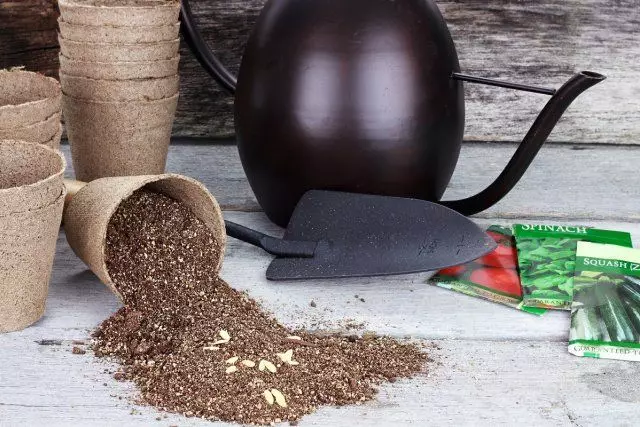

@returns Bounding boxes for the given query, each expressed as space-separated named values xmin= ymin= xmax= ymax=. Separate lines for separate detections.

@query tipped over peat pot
xmin=181 ymin=0 xmax=605 ymax=227
xmin=63 ymin=175 xmax=226 ymax=300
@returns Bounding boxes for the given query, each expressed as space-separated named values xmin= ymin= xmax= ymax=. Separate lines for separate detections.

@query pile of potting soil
xmin=94 ymin=189 xmax=428 ymax=425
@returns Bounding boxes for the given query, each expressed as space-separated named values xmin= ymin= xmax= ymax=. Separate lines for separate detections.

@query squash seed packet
xmin=513 ymin=225 xmax=632 ymax=311
xmin=430 ymin=225 xmax=546 ymax=316
xmin=569 ymin=242 xmax=640 ymax=361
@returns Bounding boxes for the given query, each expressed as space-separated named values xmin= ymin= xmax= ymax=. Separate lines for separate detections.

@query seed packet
xmin=569 ymin=242 xmax=640 ymax=361
xmin=431 ymin=225 xmax=546 ymax=315
xmin=513 ymin=225 xmax=632 ymax=310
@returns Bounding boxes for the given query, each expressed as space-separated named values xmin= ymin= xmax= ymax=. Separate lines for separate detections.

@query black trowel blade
xmin=266 ymin=191 xmax=496 ymax=281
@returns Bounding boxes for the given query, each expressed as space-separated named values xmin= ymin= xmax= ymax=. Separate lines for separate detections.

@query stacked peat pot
xmin=57 ymin=0 xmax=181 ymax=181
xmin=0 ymin=141 xmax=66 ymax=333
xmin=0 ymin=70 xmax=63 ymax=149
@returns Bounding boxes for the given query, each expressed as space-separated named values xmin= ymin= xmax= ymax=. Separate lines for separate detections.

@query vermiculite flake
xmin=94 ymin=189 xmax=428 ymax=425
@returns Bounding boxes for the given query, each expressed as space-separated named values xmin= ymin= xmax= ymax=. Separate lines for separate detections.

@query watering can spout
xmin=442 ymin=71 xmax=606 ymax=216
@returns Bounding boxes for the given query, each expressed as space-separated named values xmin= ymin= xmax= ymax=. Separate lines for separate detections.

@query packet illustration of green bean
xmin=569 ymin=242 xmax=640 ymax=361
xmin=513 ymin=225 xmax=632 ymax=310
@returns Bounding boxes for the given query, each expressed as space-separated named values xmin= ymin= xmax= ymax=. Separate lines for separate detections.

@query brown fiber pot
xmin=0 ymin=141 xmax=66 ymax=333
xmin=43 ymin=125 xmax=63 ymax=150
xmin=0 ymin=112 xmax=61 ymax=144
xmin=63 ymin=174 xmax=226 ymax=300
xmin=0 ymin=70 xmax=61 ymax=128
xmin=67 ymin=122 xmax=174 ymax=181
xmin=58 ymin=19 xmax=180 ymax=43
xmin=59 ymin=55 xmax=180 ymax=80
xmin=60 ymin=73 xmax=179 ymax=101
xmin=0 ymin=140 xmax=66 ymax=213
xmin=62 ymin=93 xmax=178 ymax=180
xmin=62 ymin=93 xmax=178 ymax=131
xmin=59 ymin=36 xmax=179 ymax=62
xmin=58 ymin=0 xmax=180 ymax=27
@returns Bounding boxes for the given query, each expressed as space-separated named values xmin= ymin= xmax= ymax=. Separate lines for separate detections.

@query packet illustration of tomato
xmin=430 ymin=225 xmax=546 ymax=315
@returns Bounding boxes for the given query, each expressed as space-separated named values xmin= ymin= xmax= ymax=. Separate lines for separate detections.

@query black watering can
xmin=181 ymin=0 xmax=605 ymax=227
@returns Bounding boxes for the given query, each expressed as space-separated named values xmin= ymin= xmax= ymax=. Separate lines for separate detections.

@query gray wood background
xmin=175 ymin=0 xmax=640 ymax=143
xmin=2 ymin=143 xmax=640 ymax=425
xmin=1 ymin=0 xmax=639 ymax=143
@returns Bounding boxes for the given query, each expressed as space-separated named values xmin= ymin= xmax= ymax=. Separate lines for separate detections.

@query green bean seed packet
xmin=569 ymin=242 xmax=640 ymax=361
xmin=513 ymin=225 xmax=632 ymax=310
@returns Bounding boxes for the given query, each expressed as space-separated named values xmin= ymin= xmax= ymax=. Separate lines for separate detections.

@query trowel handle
xmin=224 ymin=221 xmax=317 ymax=258
xmin=64 ymin=179 xmax=87 ymax=206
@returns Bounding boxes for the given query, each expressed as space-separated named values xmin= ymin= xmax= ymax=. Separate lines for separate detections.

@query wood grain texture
xmin=1 ymin=143 xmax=639 ymax=425
xmin=0 ymin=218 xmax=639 ymax=426
xmin=3 ymin=336 xmax=640 ymax=427
xmin=0 ymin=0 xmax=60 ymax=77
xmin=2 ymin=0 xmax=639 ymax=143
xmin=174 ymin=0 xmax=640 ymax=143
xmin=59 ymin=142 xmax=640 ymax=221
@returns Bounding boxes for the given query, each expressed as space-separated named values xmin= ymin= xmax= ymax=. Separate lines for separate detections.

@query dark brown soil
xmin=95 ymin=189 xmax=428 ymax=425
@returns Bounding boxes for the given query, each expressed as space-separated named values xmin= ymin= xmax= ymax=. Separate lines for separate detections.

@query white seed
xmin=286 ymin=336 xmax=302 ymax=341
xmin=263 ymin=360 xmax=277 ymax=373
xmin=226 ymin=356 xmax=239 ymax=365
xmin=289 ymin=360 xmax=300 ymax=366
xmin=203 ymin=346 xmax=220 ymax=351
xmin=263 ymin=390 xmax=275 ymax=405
xmin=219 ymin=330 xmax=231 ymax=342
xmin=241 ymin=360 xmax=256 ymax=368
xmin=258 ymin=359 xmax=277 ymax=373
xmin=225 ymin=366 xmax=238 ymax=374
xmin=277 ymin=349 xmax=294 ymax=363
xmin=212 ymin=339 xmax=228 ymax=346
xmin=270 ymin=389 xmax=287 ymax=408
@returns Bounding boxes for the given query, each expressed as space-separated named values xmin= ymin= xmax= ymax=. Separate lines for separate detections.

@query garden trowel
xmin=226 ymin=190 xmax=496 ymax=280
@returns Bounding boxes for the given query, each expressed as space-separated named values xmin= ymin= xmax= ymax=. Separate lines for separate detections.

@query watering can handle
xmin=180 ymin=1 xmax=605 ymax=217
xmin=441 ymin=71 xmax=605 ymax=216
xmin=180 ymin=0 xmax=237 ymax=95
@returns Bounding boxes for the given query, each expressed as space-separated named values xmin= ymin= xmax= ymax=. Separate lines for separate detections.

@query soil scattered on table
xmin=72 ymin=346 xmax=86 ymax=355
xmin=93 ymin=189 xmax=428 ymax=425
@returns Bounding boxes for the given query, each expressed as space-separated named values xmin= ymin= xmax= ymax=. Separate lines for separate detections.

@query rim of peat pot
xmin=0 ymin=140 xmax=66 ymax=216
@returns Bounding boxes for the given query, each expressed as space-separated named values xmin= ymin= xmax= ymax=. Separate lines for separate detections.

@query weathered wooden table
xmin=1 ymin=141 xmax=639 ymax=426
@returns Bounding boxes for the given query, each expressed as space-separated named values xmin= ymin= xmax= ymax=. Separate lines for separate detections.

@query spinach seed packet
xmin=569 ymin=242 xmax=640 ymax=361
xmin=431 ymin=225 xmax=546 ymax=315
xmin=513 ymin=225 xmax=632 ymax=310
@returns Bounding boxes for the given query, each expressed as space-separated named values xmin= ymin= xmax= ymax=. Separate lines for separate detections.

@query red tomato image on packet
xmin=469 ymin=268 xmax=521 ymax=298
xmin=477 ymin=231 xmax=519 ymax=270
xmin=430 ymin=225 xmax=544 ymax=314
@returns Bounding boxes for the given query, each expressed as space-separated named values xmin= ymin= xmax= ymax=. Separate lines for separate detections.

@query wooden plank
xmin=10 ymin=216 xmax=640 ymax=341
xmin=2 ymin=0 xmax=639 ymax=143
xmin=173 ymin=0 xmax=640 ymax=143
xmin=3 ymin=220 xmax=640 ymax=423
xmin=0 ymin=0 xmax=59 ymax=32
xmin=0 ymin=0 xmax=60 ymax=77
xmin=442 ymin=0 xmax=640 ymax=145
xmin=219 ymin=214 xmax=640 ymax=342
xmin=0 ymin=143 xmax=638 ymax=425
xmin=60 ymin=142 xmax=640 ymax=221
xmin=2 ymin=329 xmax=640 ymax=425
